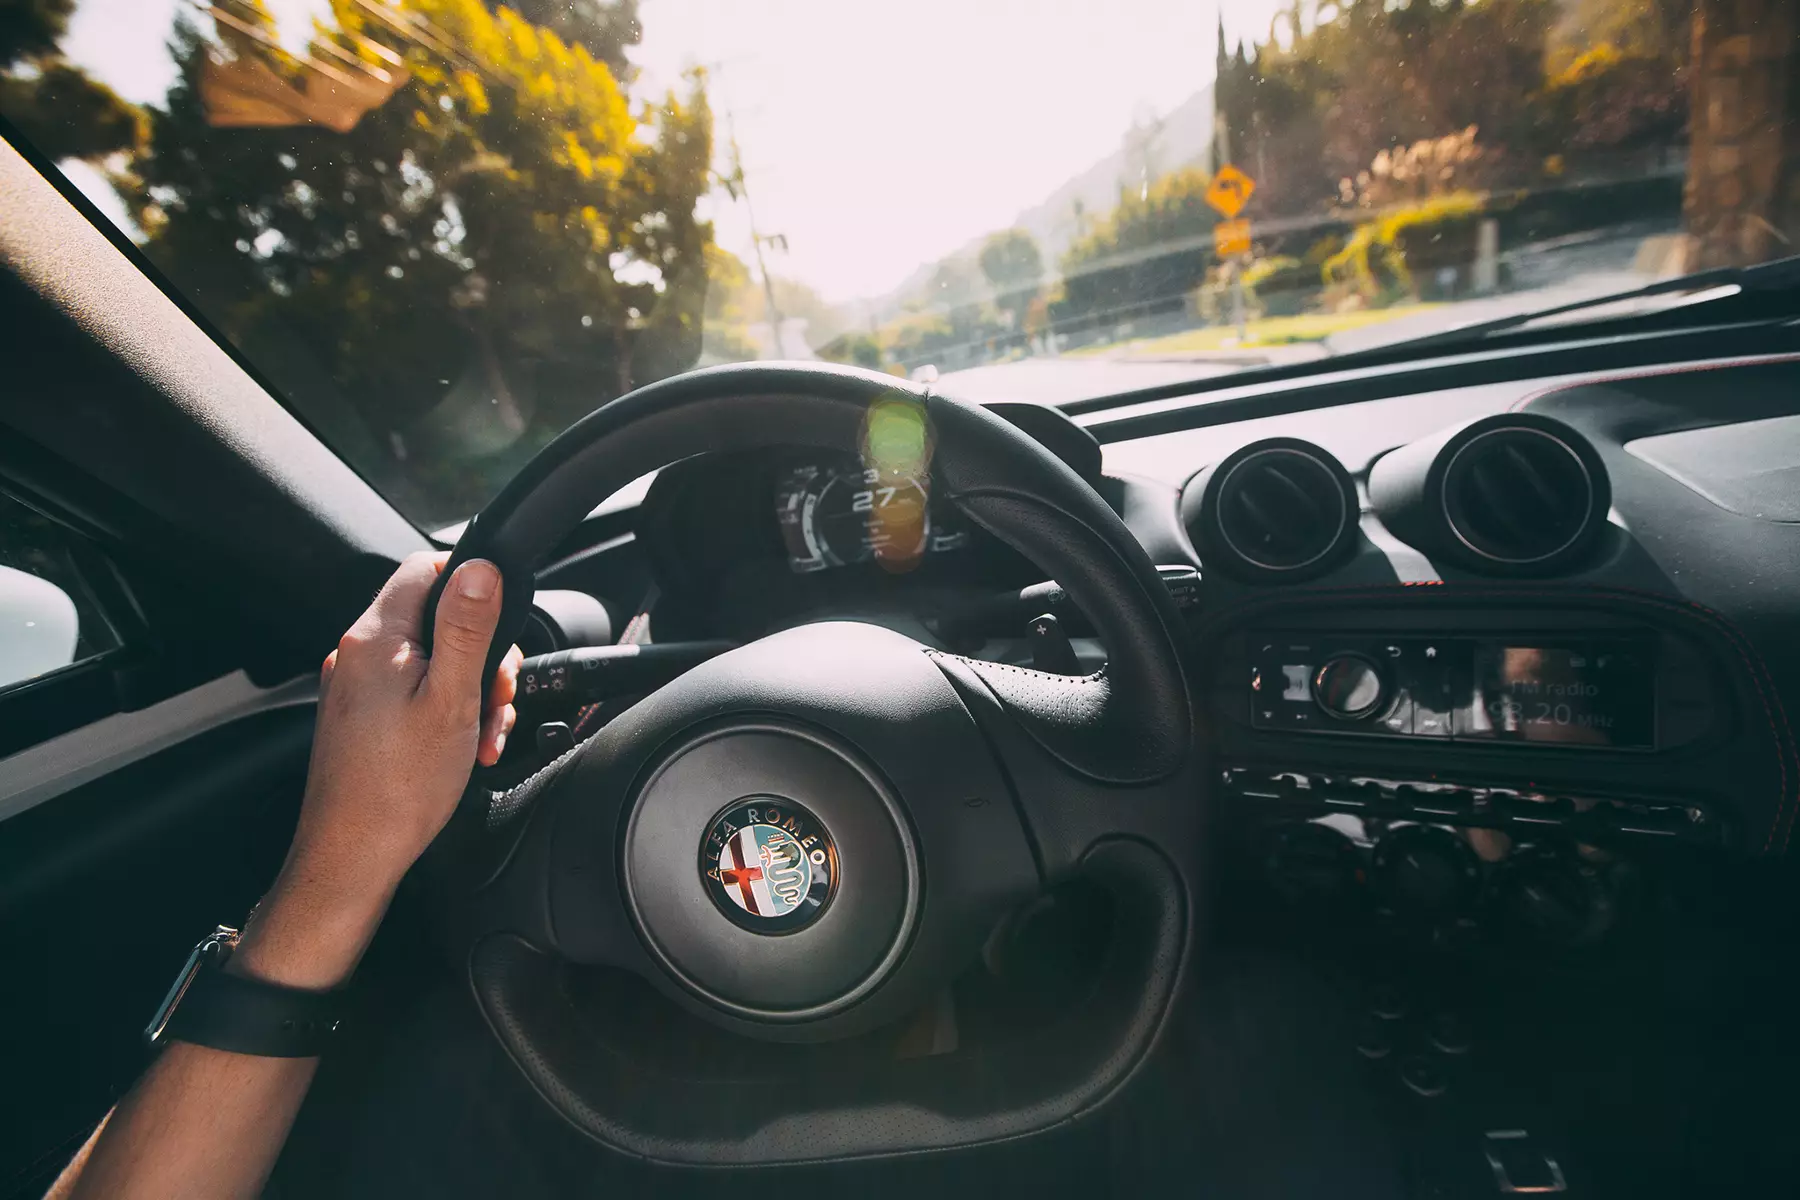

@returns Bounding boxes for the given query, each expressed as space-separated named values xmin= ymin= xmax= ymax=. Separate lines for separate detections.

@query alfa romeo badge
xmin=699 ymin=798 xmax=837 ymax=934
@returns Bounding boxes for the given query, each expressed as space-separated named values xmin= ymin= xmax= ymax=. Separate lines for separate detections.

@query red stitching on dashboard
xmin=1200 ymin=581 xmax=1798 ymax=854
xmin=1507 ymin=352 xmax=1800 ymax=412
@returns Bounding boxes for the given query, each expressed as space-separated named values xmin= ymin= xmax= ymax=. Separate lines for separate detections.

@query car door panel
xmin=0 ymin=705 xmax=313 ymax=1199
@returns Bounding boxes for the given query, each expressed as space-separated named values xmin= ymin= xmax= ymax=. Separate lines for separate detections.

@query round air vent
xmin=1369 ymin=413 xmax=1611 ymax=575
xmin=1181 ymin=438 xmax=1359 ymax=581
xmin=1443 ymin=427 xmax=1593 ymax=564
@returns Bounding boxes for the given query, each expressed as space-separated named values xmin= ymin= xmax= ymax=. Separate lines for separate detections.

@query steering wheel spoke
xmin=441 ymin=712 xmax=647 ymax=973
xmin=926 ymin=652 xmax=1205 ymax=884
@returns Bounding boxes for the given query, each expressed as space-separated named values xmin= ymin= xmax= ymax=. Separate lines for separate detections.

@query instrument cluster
xmin=773 ymin=455 xmax=969 ymax=574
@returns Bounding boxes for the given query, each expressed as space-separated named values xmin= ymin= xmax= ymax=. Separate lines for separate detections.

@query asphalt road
xmin=936 ymin=225 xmax=1675 ymax=408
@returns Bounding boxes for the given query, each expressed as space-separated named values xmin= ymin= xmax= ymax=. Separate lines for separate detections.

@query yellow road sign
xmin=1206 ymin=164 xmax=1256 ymax=218
xmin=1213 ymin=218 xmax=1251 ymax=257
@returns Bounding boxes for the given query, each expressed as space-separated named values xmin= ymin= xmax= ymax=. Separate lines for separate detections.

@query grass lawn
xmin=1071 ymin=303 xmax=1443 ymax=356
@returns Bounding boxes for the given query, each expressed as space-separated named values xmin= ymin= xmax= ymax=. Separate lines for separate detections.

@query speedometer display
xmin=775 ymin=458 xmax=968 ymax=573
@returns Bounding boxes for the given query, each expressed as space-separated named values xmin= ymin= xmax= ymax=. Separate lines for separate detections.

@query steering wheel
xmin=422 ymin=362 xmax=1204 ymax=1165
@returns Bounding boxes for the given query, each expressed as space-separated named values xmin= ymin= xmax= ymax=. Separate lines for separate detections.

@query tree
xmin=701 ymin=247 xmax=851 ymax=353
xmin=125 ymin=0 xmax=714 ymax=524
xmin=978 ymin=228 xmax=1043 ymax=330
xmin=0 ymin=0 xmax=144 ymax=161
xmin=1540 ymin=42 xmax=1687 ymax=159
xmin=698 ymin=244 xmax=758 ymax=362
xmin=816 ymin=329 xmax=883 ymax=371
xmin=0 ymin=0 xmax=64 ymax=61
xmin=1682 ymin=0 xmax=1800 ymax=268
xmin=498 ymin=0 xmax=640 ymax=77
xmin=1203 ymin=0 xmax=1693 ymax=226
xmin=1054 ymin=167 xmax=1219 ymax=328
xmin=925 ymin=256 xmax=982 ymax=312
xmin=1058 ymin=0 xmax=1699 ymax=331
xmin=1241 ymin=0 xmax=1558 ymax=210
xmin=1549 ymin=0 xmax=1692 ymax=71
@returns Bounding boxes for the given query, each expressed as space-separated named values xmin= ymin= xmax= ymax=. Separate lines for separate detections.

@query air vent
xmin=1368 ymin=413 xmax=1612 ymax=575
xmin=1442 ymin=428 xmax=1595 ymax=565
xmin=1183 ymin=439 xmax=1358 ymax=581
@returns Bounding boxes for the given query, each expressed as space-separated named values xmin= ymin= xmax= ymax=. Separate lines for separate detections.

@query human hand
xmin=235 ymin=552 xmax=522 ymax=988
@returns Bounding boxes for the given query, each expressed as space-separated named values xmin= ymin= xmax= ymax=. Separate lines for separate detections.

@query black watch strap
xmin=146 ymin=926 xmax=349 ymax=1058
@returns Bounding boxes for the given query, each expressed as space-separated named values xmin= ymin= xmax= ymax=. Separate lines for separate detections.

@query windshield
xmin=4 ymin=0 xmax=1793 ymax=526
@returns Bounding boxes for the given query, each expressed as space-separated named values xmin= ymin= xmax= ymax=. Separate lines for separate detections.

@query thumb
xmin=425 ymin=559 xmax=504 ymax=708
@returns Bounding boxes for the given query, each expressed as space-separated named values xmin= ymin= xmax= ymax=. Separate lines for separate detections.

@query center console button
xmin=1379 ymin=695 xmax=1415 ymax=734
xmin=1312 ymin=653 xmax=1388 ymax=720
xmin=1413 ymin=701 xmax=1452 ymax=737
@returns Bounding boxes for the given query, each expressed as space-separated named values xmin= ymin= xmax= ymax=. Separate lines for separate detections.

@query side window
xmin=0 ymin=491 xmax=121 ymax=693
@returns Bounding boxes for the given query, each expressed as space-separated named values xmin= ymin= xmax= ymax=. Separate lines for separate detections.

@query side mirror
xmin=0 ymin=563 xmax=80 ymax=691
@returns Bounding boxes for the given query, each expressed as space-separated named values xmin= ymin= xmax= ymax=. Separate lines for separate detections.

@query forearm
xmin=49 ymin=872 xmax=392 ymax=1200
xmin=48 ymin=1041 xmax=319 ymax=1200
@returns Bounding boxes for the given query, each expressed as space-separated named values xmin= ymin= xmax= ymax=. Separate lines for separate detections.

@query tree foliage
xmin=501 ymin=0 xmax=640 ymax=76
xmin=123 ymin=0 xmax=714 ymax=523
xmin=1215 ymin=0 xmax=1561 ymax=216
xmin=0 ymin=0 xmax=143 ymax=160
xmin=977 ymin=227 xmax=1042 ymax=328
xmin=925 ymin=256 xmax=982 ymax=311
xmin=1054 ymin=0 xmax=1693 ymax=329
xmin=1214 ymin=0 xmax=1689 ymax=210
xmin=0 ymin=0 xmax=74 ymax=63
xmin=1055 ymin=166 xmax=1219 ymax=329
xmin=977 ymin=228 xmax=1041 ymax=292
xmin=701 ymin=245 xmax=851 ymax=356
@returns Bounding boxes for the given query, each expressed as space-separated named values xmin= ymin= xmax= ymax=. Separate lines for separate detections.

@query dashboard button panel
xmin=1223 ymin=768 xmax=1723 ymax=847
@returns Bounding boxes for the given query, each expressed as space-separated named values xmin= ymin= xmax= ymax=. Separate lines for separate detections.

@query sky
xmin=57 ymin=0 xmax=1289 ymax=301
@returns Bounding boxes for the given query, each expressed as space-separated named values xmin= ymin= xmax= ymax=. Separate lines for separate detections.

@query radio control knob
xmin=1312 ymin=653 xmax=1388 ymax=720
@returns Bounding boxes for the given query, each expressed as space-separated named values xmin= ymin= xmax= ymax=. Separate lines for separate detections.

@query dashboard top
xmin=1098 ymin=351 xmax=1800 ymax=486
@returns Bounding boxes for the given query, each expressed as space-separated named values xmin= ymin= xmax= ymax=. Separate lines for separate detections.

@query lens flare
xmin=861 ymin=394 xmax=934 ymax=572
xmin=863 ymin=394 xmax=931 ymax=477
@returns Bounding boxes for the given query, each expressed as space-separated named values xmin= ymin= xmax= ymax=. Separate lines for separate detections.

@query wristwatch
xmin=144 ymin=925 xmax=349 ymax=1057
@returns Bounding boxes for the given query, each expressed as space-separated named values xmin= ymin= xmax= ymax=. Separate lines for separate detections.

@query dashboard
xmin=536 ymin=353 xmax=1800 ymax=879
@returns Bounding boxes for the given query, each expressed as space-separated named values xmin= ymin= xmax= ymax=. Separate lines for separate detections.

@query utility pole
xmin=1124 ymin=109 xmax=1166 ymax=202
xmin=723 ymin=113 xmax=786 ymax=357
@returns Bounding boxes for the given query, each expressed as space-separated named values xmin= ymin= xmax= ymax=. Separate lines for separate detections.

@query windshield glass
xmin=4 ymin=0 xmax=1794 ymax=526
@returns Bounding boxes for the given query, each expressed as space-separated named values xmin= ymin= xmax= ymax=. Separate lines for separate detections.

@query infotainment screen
xmin=1460 ymin=643 xmax=1654 ymax=748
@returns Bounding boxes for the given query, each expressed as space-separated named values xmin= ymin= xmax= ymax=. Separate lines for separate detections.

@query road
xmin=936 ymin=225 xmax=1678 ymax=407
